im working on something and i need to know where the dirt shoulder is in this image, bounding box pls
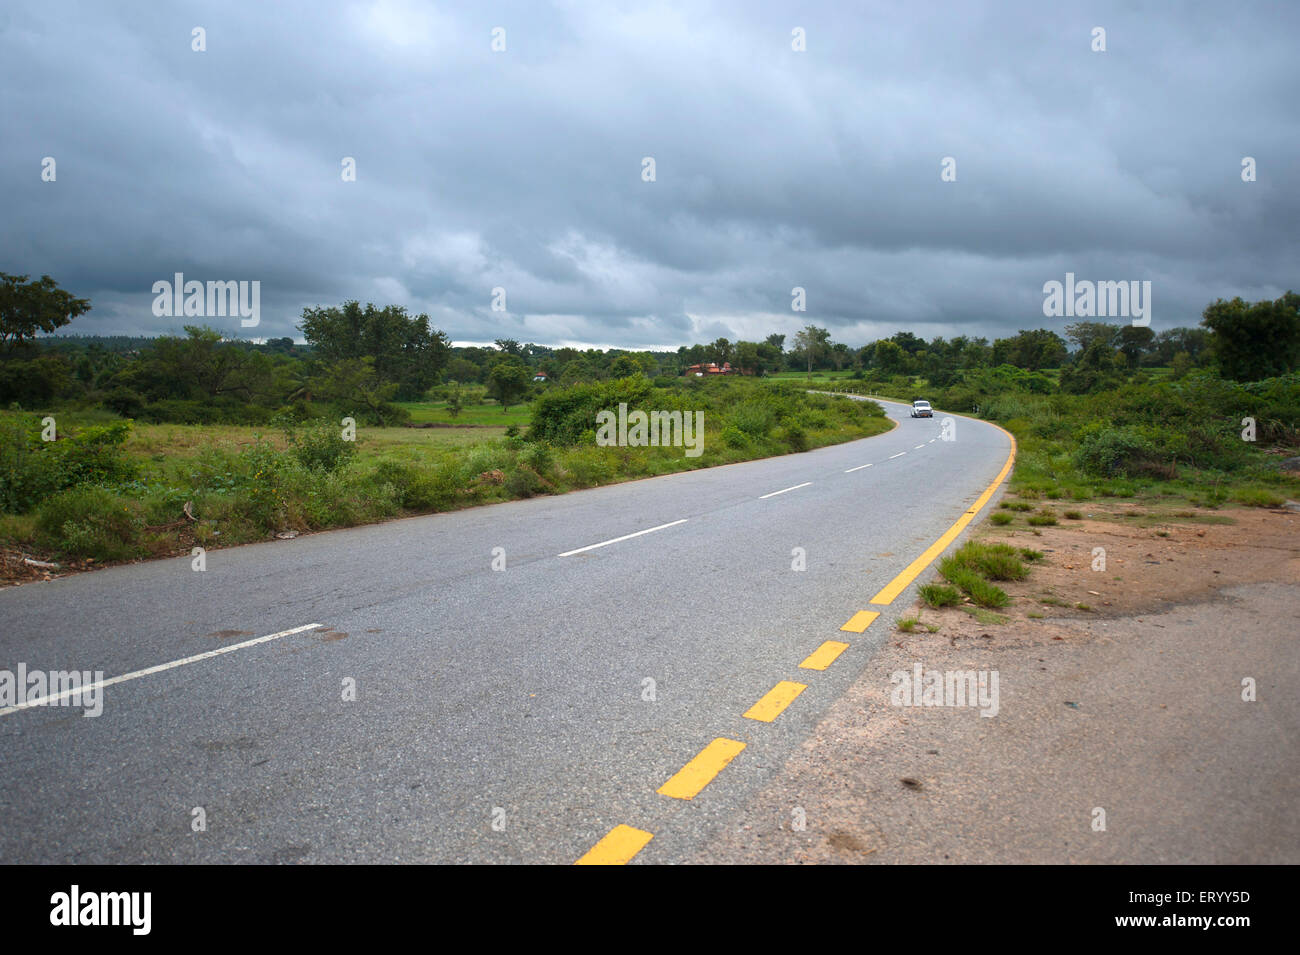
[699,503,1300,863]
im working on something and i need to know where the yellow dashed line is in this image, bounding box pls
[657,738,746,800]
[867,426,1017,605]
[840,609,880,633]
[575,824,654,865]
[799,640,850,671]
[744,681,807,722]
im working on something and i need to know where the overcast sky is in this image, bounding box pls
[3,1,1297,349]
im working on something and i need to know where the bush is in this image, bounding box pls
[517,441,555,477]
[1073,423,1174,479]
[505,465,544,497]
[36,485,146,561]
[0,416,137,513]
[730,400,776,438]
[721,425,750,449]
[781,424,808,452]
[286,420,357,473]
[529,377,655,445]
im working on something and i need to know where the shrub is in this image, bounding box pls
[1073,423,1171,479]
[505,465,543,498]
[721,425,750,449]
[529,377,654,445]
[781,424,808,452]
[517,441,555,477]
[0,416,137,513]
[730,400,776,437]
[286,420,357,473]
[36,485,146,561]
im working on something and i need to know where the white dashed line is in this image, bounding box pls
[0,623,324,718]
[559,519,689,557]
[914,444,925,450]
[844,463,873,473]
[760,482,812,500]
[888,452,906,459]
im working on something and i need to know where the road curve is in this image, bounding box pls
[0,398,1012,864]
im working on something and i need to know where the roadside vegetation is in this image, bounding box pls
[1,272,1296,575]
[0,378,887,566]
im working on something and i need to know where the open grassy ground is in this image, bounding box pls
[399,399,529,428]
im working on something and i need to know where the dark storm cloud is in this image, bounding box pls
[2,0,1297,348]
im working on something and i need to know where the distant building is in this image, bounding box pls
[532,372,548,382]
[684,361,733,377]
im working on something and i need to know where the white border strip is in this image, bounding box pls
[558,519,688,557]
[759,482,812,500]
[0,623,323,717]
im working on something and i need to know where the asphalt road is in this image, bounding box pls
[0,398,1012,864]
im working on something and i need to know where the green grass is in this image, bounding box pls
[961,606,1011,625]
[1231,487,1287,507]
[1027,511,1058,526]
[897,617,920,633]
[935,540,1029,608]
[990,512,1014,525]
[918,583,962,608]
[398,399,530,428]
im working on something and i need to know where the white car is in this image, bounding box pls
[910,400,933,418]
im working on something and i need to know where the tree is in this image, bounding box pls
[1201,292,1300,381]
[610,354,642,378]
[313,357,402,423]
[445,381,464,418]
[0,273,91,353]
[1064,321,1121,353]
[734,341,760,375]
[792,325,830,375]
[707,338,733,365]
[487,359,531,411]
[446,357,481,383]
[992,329,1068,370]
[1116,325,1156,368]
[872,339,907,375]
[298,301,450,399]
[889,331,926,355]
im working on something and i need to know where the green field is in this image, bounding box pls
[400,399,529,428]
